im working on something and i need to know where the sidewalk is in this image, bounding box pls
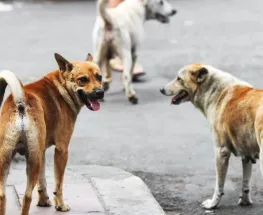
[7,163,166,215]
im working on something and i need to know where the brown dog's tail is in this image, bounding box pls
[97,0,112,26]
[0,70,25,111]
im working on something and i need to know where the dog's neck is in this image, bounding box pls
[144,4,151,21]
[192,67,251,119]
[125,0,147,22]
[45,71,81,116]
[140,1,154,22]
[144,3,156,21]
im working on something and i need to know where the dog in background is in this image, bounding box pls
[92,0,176,104]
[0,53,104,215]
[161,64,263,209]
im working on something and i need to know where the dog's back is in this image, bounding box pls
[96,0,145,41]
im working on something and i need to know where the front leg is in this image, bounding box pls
[53,147,70,212]
[238,159,253,205]
[131,48,137,79]
[202,146,231,209]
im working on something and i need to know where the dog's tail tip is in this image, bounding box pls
[0,69,25,109]
[0,70,17,79]
[1,69,12,74]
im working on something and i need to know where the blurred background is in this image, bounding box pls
[1,0,263,214]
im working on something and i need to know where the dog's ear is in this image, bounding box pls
[54,53,73,73]
[191,67,208,83]
[86,53,93,62]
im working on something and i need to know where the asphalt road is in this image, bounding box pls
[1,0,263,214]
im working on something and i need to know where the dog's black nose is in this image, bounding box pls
[160,88,165,95]
[95,89,104,99]
[171,9,177,15]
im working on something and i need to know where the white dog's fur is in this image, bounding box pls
[92,0,176,104]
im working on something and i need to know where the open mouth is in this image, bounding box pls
[155,13,169,23]
[77,90,100,111]
[171,90,188,105]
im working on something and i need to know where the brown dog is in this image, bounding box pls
[0,53,103,215]
[160,64,263,210]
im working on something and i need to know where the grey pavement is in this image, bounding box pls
[1,0,263,214]
[7,164,165,215]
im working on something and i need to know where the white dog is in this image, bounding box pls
[92,0,176,104]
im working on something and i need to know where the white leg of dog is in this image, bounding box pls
[202,146,231,209]
[121,50,137,104]
[238,159,252,205]
[93,41,111,92]
[101,61,112,92]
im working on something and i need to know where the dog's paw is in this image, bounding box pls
[54,196,70,212]
[201,199,219,210]
[238,196,253,206]
[102,82,110,92]
[37,199,52,207]
[128,95,138,104]
[55,204,70,212]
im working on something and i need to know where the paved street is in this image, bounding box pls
[1,0,263,214]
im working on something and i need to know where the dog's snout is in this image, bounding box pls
[95,89,104,99]
[171,9,177,16]
[160,88,166,95]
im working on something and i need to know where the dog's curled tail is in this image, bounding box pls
[98,0,112,26]
[0,70,25,111]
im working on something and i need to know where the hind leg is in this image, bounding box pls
[37,151,51,207]
[93,39,111,92]
[131,49,137,80]
[121,50,137,104]
[0,124,19,215]
[20,152,42,215]
[99,60,111,93]
[0,147,13,215]
[20,130,45,215]
[102,61,112,92]
[238,159,253,205]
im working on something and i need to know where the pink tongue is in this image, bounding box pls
[171,96,177,104]
[89,100,100,111]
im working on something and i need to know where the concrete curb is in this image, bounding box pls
[7,163,166,215]
[90,174,166,215]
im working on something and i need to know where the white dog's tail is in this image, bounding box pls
[0,70,25,111]
[97,0,112,25]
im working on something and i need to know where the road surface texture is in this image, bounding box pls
[1,0,263,214]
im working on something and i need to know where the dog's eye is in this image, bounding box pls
[177,77,184,84]
[159,0,163,5]
[96,74,102,82]
[78,77,89,83]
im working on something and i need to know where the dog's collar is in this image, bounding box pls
[144,4,152,21]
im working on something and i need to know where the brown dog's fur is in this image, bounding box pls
[161,64,263,209]
[0,53,103,215]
